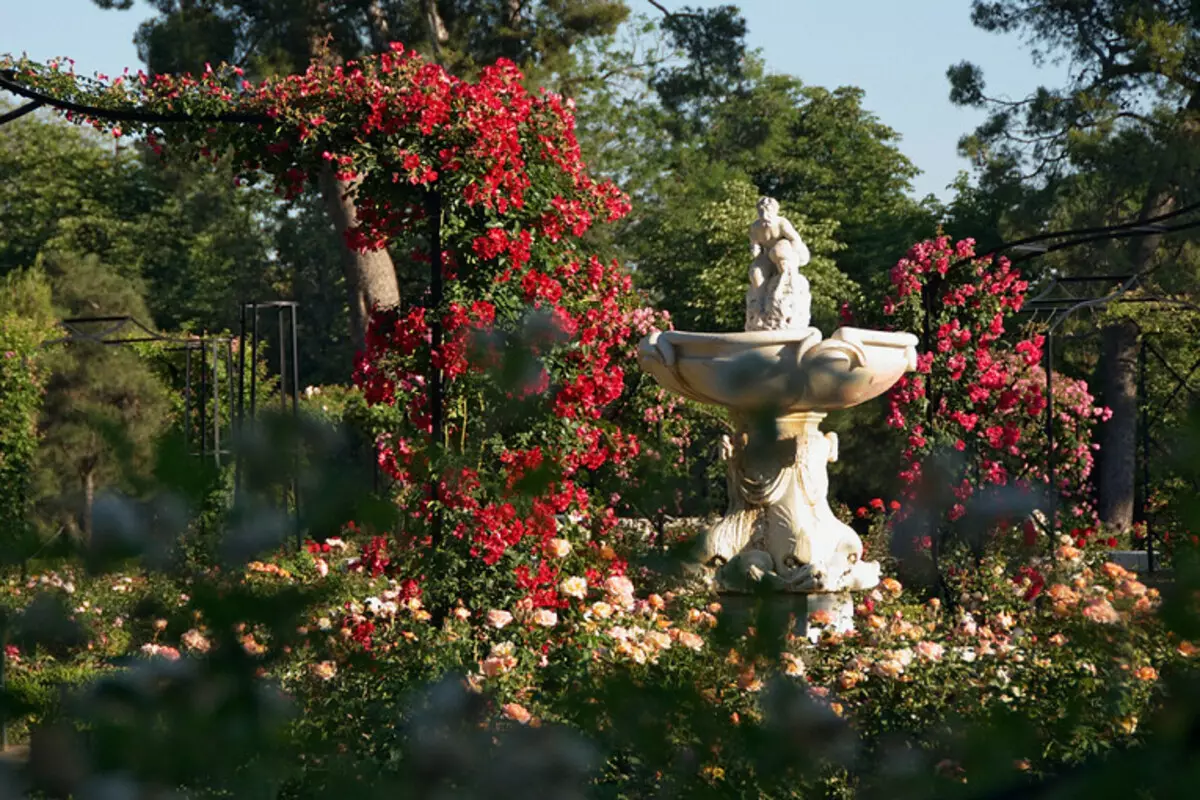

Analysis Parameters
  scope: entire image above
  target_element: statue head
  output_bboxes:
[756,196,780,221]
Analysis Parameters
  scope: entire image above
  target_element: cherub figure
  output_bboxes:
[746,197,812,331]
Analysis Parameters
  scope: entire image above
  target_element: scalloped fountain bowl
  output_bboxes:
[637,326,919,414]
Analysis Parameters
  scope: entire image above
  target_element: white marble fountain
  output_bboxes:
[637,197,919,632]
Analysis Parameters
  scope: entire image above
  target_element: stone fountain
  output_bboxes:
[637,197,919,635]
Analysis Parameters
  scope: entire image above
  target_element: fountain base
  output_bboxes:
[692,412,881,595]
[719,591,855,643]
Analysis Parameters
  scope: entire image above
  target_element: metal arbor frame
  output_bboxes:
[917,196,1200,559]
[1138,333,1200,570]
[1009,272,1200,568]
[47,315,236,465]
[47,306,308,499]
[235,300,303,542]
[2,70,462,550]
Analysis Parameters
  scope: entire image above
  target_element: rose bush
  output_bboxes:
[1,48,699,617]
[3,47,1198,800]
[882,236,1109,553]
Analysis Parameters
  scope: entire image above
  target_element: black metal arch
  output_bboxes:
[45,315,236,467]
[1020,271,1200,566]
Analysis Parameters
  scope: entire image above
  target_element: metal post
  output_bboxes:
[290,304,302,547]
[236,305,247,498]
[278,308,288,413]
[212,338,221,468]
[290,305,301,421]
[225,340,234,468]
[1140,336,1154,572]
[250,304,259,423]
[184,345,193,454]
[1044,329,1056,545]
[426,189,445,545]
[198,338,208,460]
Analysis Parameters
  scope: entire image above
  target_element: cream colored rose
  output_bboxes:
[560,576,588,599]
[588,601,614,620]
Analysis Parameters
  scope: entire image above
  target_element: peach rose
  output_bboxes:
[1082,598,1120,625]
[309,660,338,680]
[502,703,532,724]
[544,538,572,558]
[916,640,945,662]
[1133,665,1158,682]
[486,609,513,629]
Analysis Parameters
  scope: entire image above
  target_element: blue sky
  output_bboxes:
[0,0,1069,200]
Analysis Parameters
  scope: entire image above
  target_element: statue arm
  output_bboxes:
[824,432,838,463]
[779,218,811,267]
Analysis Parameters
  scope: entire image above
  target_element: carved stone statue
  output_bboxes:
[746,197,812,332]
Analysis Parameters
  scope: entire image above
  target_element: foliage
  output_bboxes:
[107,0,631,85]
[0,108,284,336]
[945,0,1200,533]
[0,270,56,558]
[635,176,857,333]
[649,58,936,292]
[2,442,1199,798]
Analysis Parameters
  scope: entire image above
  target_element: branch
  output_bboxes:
[644,0,702,19]
[0,69,269,126]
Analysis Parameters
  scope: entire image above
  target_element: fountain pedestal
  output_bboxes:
[701,411,879,595]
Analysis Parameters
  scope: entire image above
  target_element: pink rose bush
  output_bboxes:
[881,235,1109,553]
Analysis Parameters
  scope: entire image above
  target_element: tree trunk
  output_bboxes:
[1094,145,1179,530]
[307,22,402,356]
[1098,320,1139,530]
[364,0,391,51]
[82,468,95,544]
[505,0,523,28]
[317,164,401,351]
[422,0,450,58]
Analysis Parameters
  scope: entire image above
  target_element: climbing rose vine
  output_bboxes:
[2,47,675,616]
[882,236,1109,544]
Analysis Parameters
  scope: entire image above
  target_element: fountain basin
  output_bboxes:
[637,326,919,414]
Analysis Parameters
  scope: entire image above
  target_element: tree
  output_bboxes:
[0,107,141,281]
[584,8,935,313]
[127,150,282,334]
[32,252,174,543]
[947,0,1200,531]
